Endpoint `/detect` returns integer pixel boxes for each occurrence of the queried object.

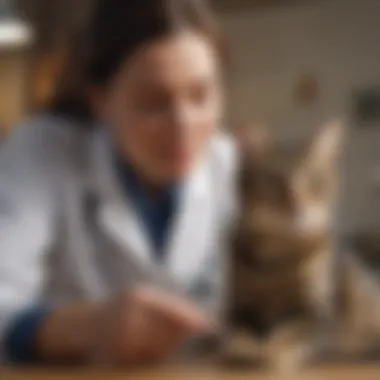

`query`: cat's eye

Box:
[259,173,292,206]
[257,173,281,194]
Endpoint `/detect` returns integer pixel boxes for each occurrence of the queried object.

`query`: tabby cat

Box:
[223,121,380,372]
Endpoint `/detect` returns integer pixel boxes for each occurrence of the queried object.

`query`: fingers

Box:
[113,286,209,365]
[133,286,209,333]
[121,301,152,365]
[142,312,185,361]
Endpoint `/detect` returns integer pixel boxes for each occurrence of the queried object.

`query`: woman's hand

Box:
[35,286,209,366]
[91,286,209,366]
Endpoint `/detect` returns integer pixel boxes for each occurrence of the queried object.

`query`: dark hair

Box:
[49,0,224,123]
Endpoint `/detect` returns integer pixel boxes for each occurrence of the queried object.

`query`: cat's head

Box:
[234,120,345,269]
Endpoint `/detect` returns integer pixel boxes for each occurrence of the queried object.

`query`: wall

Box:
[221,0,380,234]
[221,0,380,136]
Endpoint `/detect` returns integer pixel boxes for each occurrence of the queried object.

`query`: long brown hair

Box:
[49,0,225,124]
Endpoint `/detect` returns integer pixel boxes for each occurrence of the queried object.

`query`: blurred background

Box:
[1,0,380,263]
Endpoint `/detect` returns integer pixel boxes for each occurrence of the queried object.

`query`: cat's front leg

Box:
[266,340,315,373]
[264,322,322,373]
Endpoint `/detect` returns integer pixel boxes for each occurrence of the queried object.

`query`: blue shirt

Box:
[114,154,179,260]
[5,155,179,362]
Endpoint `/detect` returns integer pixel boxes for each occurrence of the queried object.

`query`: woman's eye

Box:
[141,101,168,114]
[188,82,213,106]
[189,86,208,105]
[136,94,170,114]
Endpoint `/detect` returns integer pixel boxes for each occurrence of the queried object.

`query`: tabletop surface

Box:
[2,364,380,380]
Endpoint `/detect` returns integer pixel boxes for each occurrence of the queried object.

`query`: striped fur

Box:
[224,121,380,372]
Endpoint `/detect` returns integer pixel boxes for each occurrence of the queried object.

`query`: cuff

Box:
[4,304,51,363]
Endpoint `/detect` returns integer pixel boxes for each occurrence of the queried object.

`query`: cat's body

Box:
[224,121,380,371]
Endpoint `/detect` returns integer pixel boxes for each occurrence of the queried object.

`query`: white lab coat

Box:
[0,114,238,360]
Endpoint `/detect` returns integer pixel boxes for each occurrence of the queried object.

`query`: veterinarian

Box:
[0,0,238,366]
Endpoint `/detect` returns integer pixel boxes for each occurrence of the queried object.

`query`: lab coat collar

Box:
[164,157,214,285]
[87,130,214,285]
[87,130,153,266]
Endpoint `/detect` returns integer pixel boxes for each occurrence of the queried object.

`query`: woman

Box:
[0,0,237,366]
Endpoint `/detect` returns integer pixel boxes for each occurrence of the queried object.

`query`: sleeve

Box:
[0,122,58,362]
[4,304,51,363]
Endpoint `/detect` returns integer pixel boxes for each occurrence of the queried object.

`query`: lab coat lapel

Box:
[166,158,215,286]
[88,131,153,266]
[88,132,216,288]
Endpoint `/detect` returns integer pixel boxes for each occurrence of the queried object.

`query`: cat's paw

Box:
[267,349,305,373]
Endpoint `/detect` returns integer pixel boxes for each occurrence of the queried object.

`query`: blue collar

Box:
[114,154,180,259]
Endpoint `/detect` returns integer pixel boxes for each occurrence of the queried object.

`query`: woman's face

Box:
[94,31,223,185]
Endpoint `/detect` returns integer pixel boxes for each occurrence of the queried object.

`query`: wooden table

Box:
[2,364,380,380]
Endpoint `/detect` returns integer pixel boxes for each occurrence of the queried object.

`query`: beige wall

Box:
[1,0,380,232]
[220,0,380,234]
[221,0,380,137]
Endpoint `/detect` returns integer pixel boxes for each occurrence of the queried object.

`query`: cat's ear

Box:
[293,119,345,202]
[234,122,270,158]
[305,119,345,170]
